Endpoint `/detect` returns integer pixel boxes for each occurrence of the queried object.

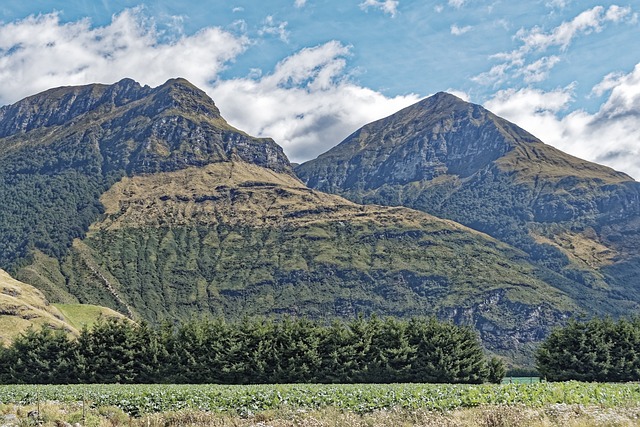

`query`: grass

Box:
[2,381,640,426]
[2,396,640,426]
[0,269,77,345]
[2,382,640,415]
[501,377,541,384]
[0,267,129,344]
[52,303,126,330]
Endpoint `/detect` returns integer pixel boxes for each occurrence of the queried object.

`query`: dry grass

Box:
[95,161,475,233]
[0,269,77,345]
[529,227,617,270]
[0,268,128,345]
[2,404,640,427]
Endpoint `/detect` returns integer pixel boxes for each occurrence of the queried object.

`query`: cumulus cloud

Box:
[450,24,472,35]
[258,16,290,43]
[210,41,420,162]
[474,5,635,86]
[359,0,400,17]
[519,55,561,83]
[0,9,248,105]
[485,66,640,179]
[448,0,466,8]
[546,0,571,9]
[294,0,307,7]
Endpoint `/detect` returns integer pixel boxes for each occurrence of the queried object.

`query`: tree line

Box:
[537,317,640,382]
[0,316,504,384]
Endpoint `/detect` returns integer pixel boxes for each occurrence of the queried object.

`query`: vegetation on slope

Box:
[2,80,626,364]
[0,269,123,345]
[19,161,582,362]
[0,269,75,345]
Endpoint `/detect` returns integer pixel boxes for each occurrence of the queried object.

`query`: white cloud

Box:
[434,5,444,13]
[545,0,571,9]
[0,9,248,105]
[519,55,561,83]
[448,0,465,8]
[359,0,399,17]
[451,24,472,35]
[516,6,621,52]
[606,5,633,22]
[485,67,640,180]
[258,16,290,43]
[294,0,307,7]
[210,41,420,162]
[474,5,635,86]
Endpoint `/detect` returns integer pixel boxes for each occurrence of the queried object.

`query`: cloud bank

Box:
[474,5,635,86]
[0,9,248,104]
[210,41,419,161]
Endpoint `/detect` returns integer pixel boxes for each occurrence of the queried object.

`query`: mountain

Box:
[0,80,604,364]
[296,92,640,317]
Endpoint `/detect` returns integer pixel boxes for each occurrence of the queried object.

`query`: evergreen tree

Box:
[536,317,640,382]
[486,357,506,384]
[77,318,155,383]
[3,328,78,384]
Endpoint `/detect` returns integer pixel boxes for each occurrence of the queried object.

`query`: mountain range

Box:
[1,78,638,365]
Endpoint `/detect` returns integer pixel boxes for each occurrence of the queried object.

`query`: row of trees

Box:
[0,316,504,384]
[537,317,640,382]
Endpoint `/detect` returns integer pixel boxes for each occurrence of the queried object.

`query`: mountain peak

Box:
[297,91,543,191]
[149,77,222,119]
[425,91,466,104]
[0,78,152,138]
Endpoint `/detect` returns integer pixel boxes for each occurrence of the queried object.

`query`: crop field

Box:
[1,382,640,416]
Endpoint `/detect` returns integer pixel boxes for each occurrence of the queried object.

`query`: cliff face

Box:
[0,77,292,175]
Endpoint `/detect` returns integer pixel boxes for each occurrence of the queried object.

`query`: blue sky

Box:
[1,1,639,177]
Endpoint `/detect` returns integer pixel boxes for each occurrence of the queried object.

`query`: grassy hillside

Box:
[0,269,75,345]
[53,303,127,331]
[0,269,126,345]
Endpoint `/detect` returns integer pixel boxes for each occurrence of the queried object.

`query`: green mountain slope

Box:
[296,92,640,316]
[24,160,579,361]
[0,80,613,362]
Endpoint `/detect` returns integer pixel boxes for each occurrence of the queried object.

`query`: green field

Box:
[1,382,639,416]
